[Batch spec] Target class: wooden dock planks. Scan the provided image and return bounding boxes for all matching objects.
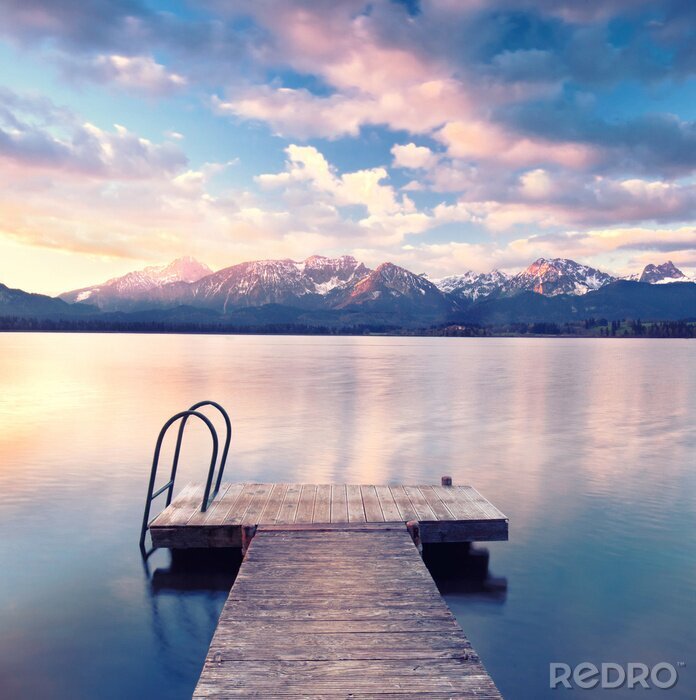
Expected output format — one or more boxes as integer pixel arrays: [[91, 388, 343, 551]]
[[193, 525, 502, 699], [149, 483, 508, 549]]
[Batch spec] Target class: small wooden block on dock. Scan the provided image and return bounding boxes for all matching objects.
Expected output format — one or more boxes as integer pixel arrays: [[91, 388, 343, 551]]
[[193, 525, 503, 698], [149, 483, 508, 549]]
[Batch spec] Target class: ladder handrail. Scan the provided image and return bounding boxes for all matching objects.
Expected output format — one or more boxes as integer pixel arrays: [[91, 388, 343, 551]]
[[172, 400, 231, 505], [139, 409, 219, 551]]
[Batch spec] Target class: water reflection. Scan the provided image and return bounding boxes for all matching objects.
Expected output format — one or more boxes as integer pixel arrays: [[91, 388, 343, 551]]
[[0, 334, 694, 699], [148, 549, 241, 593], [425, 543, 508, 603], [143, 549, 239, 686]]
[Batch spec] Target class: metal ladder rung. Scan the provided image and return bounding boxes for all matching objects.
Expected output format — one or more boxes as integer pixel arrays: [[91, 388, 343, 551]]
[[151, 480, 174, 500]]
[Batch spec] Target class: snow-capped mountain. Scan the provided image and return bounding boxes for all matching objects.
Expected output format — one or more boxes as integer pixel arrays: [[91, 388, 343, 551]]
[[509, 258, 615, 296], [187, 259, 320, 311], [638, 261, 692, 284], [334, 262, 455, 313], [433, 259, 615, 299], [58, 254, 696, 320], [177, 255, 372, 312], [301, 255, 371, 294], [60, 256, 212, 310], [434, 270, 511, 300]]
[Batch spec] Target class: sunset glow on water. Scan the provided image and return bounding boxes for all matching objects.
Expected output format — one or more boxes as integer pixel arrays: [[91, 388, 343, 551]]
[[0, 334, 694, 698]]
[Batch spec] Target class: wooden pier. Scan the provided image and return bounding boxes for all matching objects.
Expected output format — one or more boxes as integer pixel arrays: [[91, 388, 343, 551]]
[[149, 482, 508, 549], [149, 482, 508, 698]]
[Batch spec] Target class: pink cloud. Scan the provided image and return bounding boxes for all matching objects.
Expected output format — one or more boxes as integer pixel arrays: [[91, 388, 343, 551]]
[[391, 225, 696, 279], [438, 120, 599, 169], [214, 77, 472, 140]]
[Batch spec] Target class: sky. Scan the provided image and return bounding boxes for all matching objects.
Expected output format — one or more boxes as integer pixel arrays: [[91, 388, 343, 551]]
[[0, 0, 695, 295]]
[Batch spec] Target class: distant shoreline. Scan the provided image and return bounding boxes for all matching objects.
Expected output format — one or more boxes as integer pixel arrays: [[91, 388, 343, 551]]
[[1, 317, 694, 339]]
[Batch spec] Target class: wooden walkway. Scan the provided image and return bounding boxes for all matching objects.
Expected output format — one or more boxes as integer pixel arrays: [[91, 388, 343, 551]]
[[150, 483, 508, 549], [193, 524, 503, 699]]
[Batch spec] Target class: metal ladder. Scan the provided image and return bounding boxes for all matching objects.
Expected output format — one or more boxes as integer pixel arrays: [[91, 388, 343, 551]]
[[139, 400, 231, 555]]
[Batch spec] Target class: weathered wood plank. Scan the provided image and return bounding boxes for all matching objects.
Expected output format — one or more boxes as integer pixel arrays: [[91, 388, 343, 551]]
[[463, 486, 507, 519], [404, 485, 438, 521], [276, 483, 303, 524], [257, 522, 407, 533], [193, 527, 502, 699], [221, 483, 261, 524], [294, 484, 317, 523], [210, 618, 461, 635], [389, 485, 418, 522], [418, 485, 455, 521], [239, 482, 274, 524], [257, 482, 288, 524], [346, 484, 366, 522], [374, 485, 403, 521], [312, 484, 332, 523], [360, 485, 385, 522], [185, 483, 231, 526], [204, 482, 247, 526], [419, 519, 508, 543], [149, 482, 203, 527], [330, 484, 348, 523]]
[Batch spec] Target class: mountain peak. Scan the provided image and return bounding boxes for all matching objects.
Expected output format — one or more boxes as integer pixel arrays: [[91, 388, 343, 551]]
[[374, 261, 400, 273], [335, 261, 452, 313], [300, 254, 370, 292], [639, 261, 687, 284], [303, 254, 359, 266], [371, 262, 431, 285], [60, 257, 212, 309], [515, 258, 614, 296], [147, 257, 212, 283], [434, 269, 511, 300]]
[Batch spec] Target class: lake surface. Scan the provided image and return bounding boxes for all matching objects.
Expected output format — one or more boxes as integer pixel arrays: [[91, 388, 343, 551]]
[[0, 333, 694, 699]]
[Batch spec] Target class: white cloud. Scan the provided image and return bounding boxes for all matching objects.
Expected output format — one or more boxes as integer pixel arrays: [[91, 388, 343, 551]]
[[519, 169, 553, 198], [391, 143, 438, 170], [58, 54, 188, 95], [257, 144, 405, 217], [0, 89, 188, 180]]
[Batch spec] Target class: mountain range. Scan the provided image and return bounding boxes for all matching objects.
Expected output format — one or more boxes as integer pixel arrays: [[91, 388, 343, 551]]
[[1, 255, 694, 329], [433, 258, 694, 300]]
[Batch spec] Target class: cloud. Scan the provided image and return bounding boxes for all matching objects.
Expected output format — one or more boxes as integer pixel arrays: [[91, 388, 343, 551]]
[[257, 144, 408, 217], [56, 54, 187, 95], [213, 77, 471, 140], [212, 1, 695, 181], [393, 224, 696, 278], [391, 143, 438, 170], [4, 1, 693, 180], [519, 169, 553, 199], [503, 225, 696, 276], [256, 144, 483, 247], [438, 120, 599, 169], [213, 88, 365, 140], [444, 176, 696, 231], [0, 87, 186, 178], [504, 103, 696, 177], [0, 0, 152, 50], [1, 0, 695, 286]]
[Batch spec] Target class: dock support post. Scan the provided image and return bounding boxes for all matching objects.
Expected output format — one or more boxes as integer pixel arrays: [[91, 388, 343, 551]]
[[241, 524, 257, 555], [406, 520, 422, 554], [441, 475, 453, 487]]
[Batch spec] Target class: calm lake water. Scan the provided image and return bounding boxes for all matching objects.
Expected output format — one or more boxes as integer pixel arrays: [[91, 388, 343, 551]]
[[0, 333, 694, 699]]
